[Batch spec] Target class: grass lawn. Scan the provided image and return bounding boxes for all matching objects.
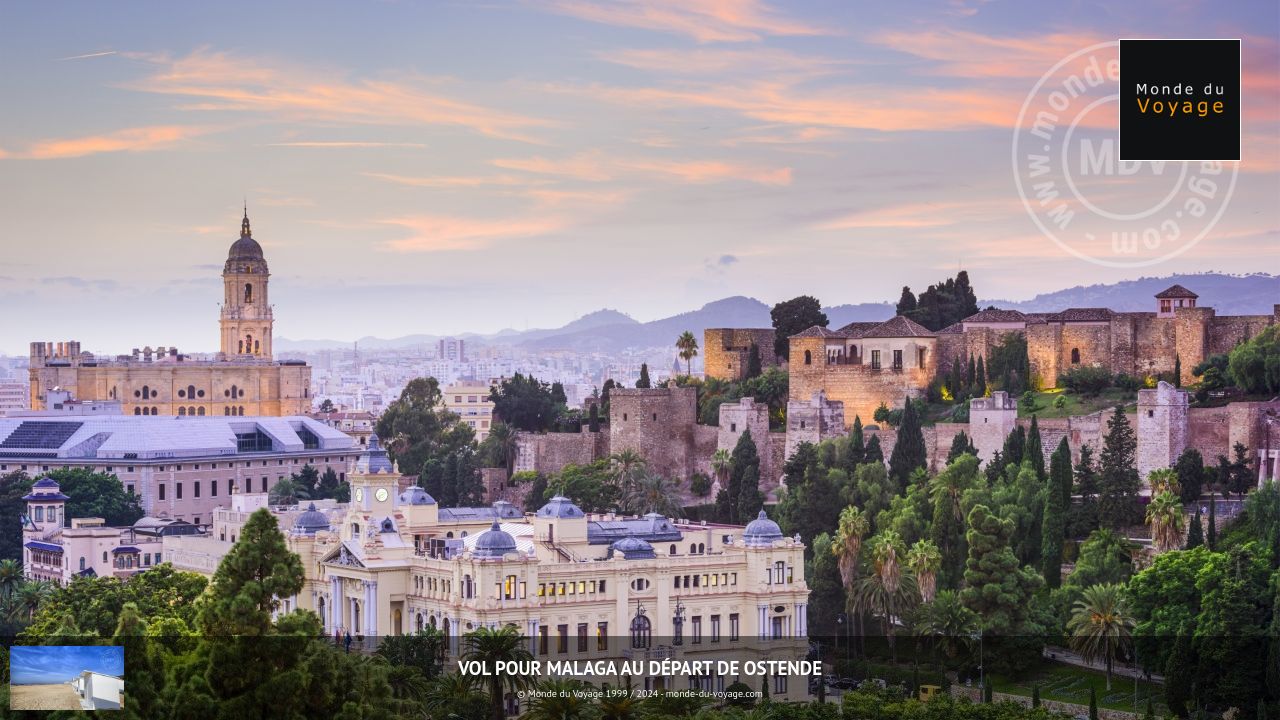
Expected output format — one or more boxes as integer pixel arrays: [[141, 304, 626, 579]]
[[1018, 388, 1136, 419], [992, 661, 1164, 714]]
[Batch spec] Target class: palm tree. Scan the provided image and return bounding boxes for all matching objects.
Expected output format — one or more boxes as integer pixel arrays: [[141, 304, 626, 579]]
[[676, 331, 699, 376], [624, 473, 684, 517], [462, 625, 534, 720], [711, 449, 732, 493], [598, 693, 638, 720], [912, 590, 978, 661], [487, 421, 519, 475], [424, 673, 486, 717], [832, 506, 868, 588], [1067, 583, 1134, 691], [1146, 468, 1180, 497], [9, 580, 54, 622], [524, 678, 594, 720], [1145, 490, 1186, 553], [609, 450, 647, 493], [906, 539, 942, 603], [0, 559, 22, 599], [852, 530, 920, 656]]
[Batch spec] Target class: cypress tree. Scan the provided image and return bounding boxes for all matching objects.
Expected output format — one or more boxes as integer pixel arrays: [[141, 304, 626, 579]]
[[951, 356, 964, 398], [865, 434, 884, 464], [847, 416, 866, 469], [889, 398, 927, 491], [1174, 356, 1182, 388], [729, 429, 760, 523], [1207, 495, 1217, 549], [588, 403, 600, 432], [947, 431, 977, 464], [975, 356, 987, 396], [1186, 509, 1203, 549], [746, 343, 763, 379], [636, 363, 651, 389], [1025, 415, 1045, 480], [738, 465, 763, 521], [985, 450, 1005, 485], [1041, 437, 1071, 588], [1003, 425, 1026, 471], [967, 354, 976, 390], [1097, 406, 1140, 530]]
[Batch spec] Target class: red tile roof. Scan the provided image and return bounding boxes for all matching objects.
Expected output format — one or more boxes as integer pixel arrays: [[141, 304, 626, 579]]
[[862, 315, 936, 338], [1155, 284, 1199, 299], [962, 308, 1028, 324]]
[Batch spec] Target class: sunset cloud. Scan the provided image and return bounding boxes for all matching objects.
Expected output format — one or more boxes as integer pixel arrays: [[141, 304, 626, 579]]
[[540, 0, 835, 43], [872, 29, 1107, 79], [380, 214, 569, 252], [492, 150, 792, 185], [13, 125, 208, 159], [124, 49, 552, 142], [597, 47, 854, 77], [363, 172, 549, 188], [265, 141, 428, 149]]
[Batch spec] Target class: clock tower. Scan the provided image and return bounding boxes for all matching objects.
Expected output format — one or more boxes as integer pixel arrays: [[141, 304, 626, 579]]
[[346, 434, 400, 531], [220, 206, 274, 358]]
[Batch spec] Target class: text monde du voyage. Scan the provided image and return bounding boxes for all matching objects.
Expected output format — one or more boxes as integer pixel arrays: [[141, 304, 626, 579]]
[[1134, 83, 1228, 118], [458, 659, 823, 678]]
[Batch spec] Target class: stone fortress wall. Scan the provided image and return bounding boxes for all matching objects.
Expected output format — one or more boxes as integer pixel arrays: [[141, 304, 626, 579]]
[[703, 328, 778, 382]]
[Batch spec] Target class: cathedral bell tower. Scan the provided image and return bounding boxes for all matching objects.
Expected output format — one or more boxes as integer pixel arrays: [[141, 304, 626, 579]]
[[220, 206, 274, 358]]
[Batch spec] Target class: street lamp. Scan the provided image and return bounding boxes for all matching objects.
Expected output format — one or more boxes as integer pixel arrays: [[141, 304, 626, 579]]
[[672, 597, 685, 646]]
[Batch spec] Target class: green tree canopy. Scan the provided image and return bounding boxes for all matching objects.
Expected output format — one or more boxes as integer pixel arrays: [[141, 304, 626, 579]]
[[770, 295, 828, 359]]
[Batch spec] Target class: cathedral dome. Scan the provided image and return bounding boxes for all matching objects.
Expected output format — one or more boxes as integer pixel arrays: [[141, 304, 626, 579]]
[[473, 520, 518, 559], [742, 510, 783, 547], [225, 209, 267, 269], [536, 496, 584, 519]]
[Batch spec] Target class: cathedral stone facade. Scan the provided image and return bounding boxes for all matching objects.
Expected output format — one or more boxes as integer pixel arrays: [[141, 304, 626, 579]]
[[28, 210, 312, 417]]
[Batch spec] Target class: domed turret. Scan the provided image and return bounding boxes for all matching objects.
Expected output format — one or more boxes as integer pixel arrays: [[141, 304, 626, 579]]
[[398, 487, 436, 506], [536, 496, 584, 519], [742, 510, 783, 547], [354, 433, 395, 475], [473, 520, 518, 559], [610, 536, 655, 560], [292, 503, 331, 535]]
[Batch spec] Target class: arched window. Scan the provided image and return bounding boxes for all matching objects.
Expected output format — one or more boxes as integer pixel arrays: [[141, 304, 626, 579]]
[[134, 407, 142, 416], [254, 339, 260, 354], [79, 557, 85, 571], [238, 340, 244, 353], [142, 385, 151, 399], [102, 551, 108, 563], [245, 334, 254, 354], [698, 543, 705, 554], [244, 283, 253, 303], [188, 406, 196, 416], [187, 385, 196, 400], [803, 350, 812, 365], [1071, 348, 1081, 364], [197, 407, 205, 416], [178, 407, 186, 416], [670, 544, 677, 556], [416, 614, 423, 633], [463, 575, 474, 599]]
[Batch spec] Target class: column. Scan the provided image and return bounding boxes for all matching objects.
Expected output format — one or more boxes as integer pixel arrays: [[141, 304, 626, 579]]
[[330, 577, 341, 632], [527, 619, 539, 654], [449, 616, 460, 657], [758, 606, 767, 640]]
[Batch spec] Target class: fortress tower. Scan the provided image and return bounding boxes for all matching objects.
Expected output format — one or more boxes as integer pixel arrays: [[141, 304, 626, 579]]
[[1137, 380, 1190, 489]]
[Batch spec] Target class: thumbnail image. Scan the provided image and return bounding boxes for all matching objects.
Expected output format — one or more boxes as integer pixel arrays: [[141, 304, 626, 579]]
[[9, 646, 124, 711]]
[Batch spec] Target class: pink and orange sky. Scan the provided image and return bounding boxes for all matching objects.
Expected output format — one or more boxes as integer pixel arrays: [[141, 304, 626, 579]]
[[1, 0, 1277, 354]]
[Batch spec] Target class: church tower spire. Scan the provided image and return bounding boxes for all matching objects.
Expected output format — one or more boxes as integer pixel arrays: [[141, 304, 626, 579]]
[[221, 206, 273, 358]]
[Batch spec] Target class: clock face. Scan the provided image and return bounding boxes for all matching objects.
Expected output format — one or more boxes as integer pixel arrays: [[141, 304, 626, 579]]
[[355, 488, 364, 502], [375, 488, 389, 502]]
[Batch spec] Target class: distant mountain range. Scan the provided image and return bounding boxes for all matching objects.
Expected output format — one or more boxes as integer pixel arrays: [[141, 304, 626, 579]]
[[275, 273, 1278, 353]]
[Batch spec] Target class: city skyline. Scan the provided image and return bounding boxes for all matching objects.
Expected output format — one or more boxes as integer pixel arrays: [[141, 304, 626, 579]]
[[2, 0, 1277, 355]]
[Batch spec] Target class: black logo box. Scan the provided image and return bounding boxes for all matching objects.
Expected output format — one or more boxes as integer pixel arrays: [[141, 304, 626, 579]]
[[1119, 39, 1241, 161]]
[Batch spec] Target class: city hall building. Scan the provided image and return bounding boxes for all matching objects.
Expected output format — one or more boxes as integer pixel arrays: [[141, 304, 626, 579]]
[[163, 435, 813, 701]]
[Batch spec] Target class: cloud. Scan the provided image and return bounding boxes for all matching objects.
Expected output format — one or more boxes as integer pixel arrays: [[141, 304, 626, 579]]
[[871, 29, 1107, 79], [379, 214, 570, 252], [597, 47, 854, 77], [815, 199, 1024, 230], [717, 254, 738, 266], [563, 80, 1022, 132], [264, 141, 428, 149], [56, 50, 118, 61], [492, 150, 792, 185], [123, 48, 553, 142], [11, 125, 208, 159], [539, 0, 836, 43], [362, 171, 550, 188]]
